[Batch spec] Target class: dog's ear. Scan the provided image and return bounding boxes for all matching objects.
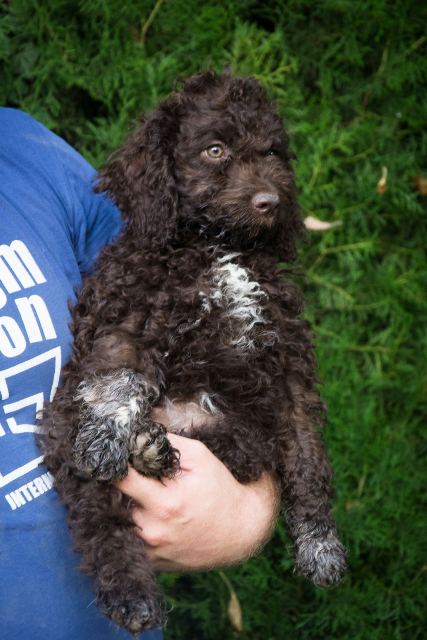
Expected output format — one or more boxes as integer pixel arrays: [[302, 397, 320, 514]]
[[278, 216, 305, 264], [265, 162, 304, 264], [279, 176, 305, 263], [95, 97, 180, 248]]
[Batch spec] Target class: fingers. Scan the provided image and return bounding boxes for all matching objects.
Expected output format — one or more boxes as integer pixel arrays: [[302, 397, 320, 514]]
[[115, 467, 172, 508], [115, 434, 212, 515]]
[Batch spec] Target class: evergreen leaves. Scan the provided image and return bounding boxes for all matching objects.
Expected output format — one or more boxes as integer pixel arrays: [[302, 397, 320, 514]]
[[2, 1, 426, 638]]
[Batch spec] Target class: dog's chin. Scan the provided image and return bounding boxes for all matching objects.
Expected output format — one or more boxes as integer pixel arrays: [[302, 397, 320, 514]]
[[178, 205, 283, 249], [239, 208, 282, 237], [254, 212, 277, 229]]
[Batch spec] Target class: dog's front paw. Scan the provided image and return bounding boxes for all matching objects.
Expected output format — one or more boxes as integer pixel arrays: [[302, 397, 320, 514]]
[[294, 523, 347, 587], [129, 421, 180, 478], [98, 588, 165, 633], [73, 418, 129, 481]]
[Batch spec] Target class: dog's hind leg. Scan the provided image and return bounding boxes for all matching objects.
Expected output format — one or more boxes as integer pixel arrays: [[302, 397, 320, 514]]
[[68, 483, 165, 632], [279, 385, 347, 587], [94, 527, 165, 633]]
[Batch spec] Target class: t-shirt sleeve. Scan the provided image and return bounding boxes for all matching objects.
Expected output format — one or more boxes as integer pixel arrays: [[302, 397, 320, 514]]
[[45, 126, 123, 274], [54, 140, 122, 274], [0, 108, 123, 275]]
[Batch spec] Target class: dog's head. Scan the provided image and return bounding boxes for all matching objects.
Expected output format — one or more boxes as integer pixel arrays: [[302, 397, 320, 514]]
[[96, 71, 303, 261]]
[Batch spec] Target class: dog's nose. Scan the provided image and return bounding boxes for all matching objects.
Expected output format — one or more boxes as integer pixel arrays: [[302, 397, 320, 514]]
[[252, 192, 280, 214]]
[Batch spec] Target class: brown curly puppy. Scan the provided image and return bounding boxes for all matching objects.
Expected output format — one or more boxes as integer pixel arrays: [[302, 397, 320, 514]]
[[42, 71, 346, 634]]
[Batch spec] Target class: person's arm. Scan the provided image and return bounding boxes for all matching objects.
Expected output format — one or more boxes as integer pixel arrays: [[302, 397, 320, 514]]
[[116, 433, 280, 571]]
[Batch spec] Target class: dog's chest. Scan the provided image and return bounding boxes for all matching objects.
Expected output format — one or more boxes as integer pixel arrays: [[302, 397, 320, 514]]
[[196, 254, 275, 351], [151, 255, 278, 433]]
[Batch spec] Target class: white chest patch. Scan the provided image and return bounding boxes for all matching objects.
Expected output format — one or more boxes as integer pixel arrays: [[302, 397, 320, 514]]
[[203, 255, 269, 350]]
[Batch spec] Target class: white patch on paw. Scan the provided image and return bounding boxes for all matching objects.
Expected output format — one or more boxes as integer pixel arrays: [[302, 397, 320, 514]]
[[131, 432, 164, 465], [142, 442, 162, 463], [75, 369, 157, 427], [112, 404, 136, 427], [295, 526, 347, 586], [131, 432, 151, 451]]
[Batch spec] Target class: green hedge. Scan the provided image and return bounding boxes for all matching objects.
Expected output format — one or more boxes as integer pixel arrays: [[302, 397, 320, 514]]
[[2, 1, 426, 638]]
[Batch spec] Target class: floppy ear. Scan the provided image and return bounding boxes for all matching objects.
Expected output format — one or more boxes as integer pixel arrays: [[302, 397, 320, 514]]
[[95, 98, 180, 249]]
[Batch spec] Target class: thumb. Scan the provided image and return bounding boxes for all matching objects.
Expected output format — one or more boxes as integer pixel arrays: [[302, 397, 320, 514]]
[[115, 434, 206, 505], [167, 433, 208, 470], [115, 466, 173, 508]]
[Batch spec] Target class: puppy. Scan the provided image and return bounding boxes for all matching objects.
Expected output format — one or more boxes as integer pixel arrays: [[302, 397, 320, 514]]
[[42, 71, 346, 633]]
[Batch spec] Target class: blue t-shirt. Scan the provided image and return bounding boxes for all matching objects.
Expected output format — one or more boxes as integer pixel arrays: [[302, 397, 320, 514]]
[[0, 108, 162, 640]]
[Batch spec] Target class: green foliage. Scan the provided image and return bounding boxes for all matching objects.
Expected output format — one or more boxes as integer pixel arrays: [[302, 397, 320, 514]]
[[2, 1, 426, 638]]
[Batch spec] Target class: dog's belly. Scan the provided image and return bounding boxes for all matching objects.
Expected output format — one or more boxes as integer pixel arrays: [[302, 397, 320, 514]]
[[150, 395, 219, 434]]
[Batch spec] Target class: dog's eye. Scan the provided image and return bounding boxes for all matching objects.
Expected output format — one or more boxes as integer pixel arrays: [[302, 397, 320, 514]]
[[205, 144, 225, 159], [266, 149, 278, 156]]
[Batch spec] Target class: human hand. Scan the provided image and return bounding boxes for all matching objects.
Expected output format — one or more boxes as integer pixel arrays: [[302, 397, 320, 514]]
[[116, 433, 280, 572]]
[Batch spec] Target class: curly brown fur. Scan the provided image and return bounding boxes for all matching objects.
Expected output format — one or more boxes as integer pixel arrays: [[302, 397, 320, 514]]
[[41, 71, 346, 634]]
